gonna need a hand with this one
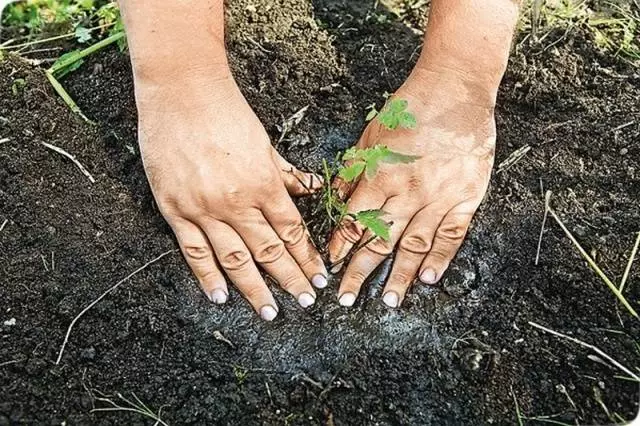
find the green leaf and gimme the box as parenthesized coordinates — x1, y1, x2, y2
(341, 147, 361, 162)
(387, 98, 408, 113)
(377, 110, 399, 130)
(365, 108, 378, 122)
(338, 161, 366, 182)
(398, 111, 417, 129)
(355, 210, 390, 241)
(381, 150, 421, 164)
(74, 26, 92, 43)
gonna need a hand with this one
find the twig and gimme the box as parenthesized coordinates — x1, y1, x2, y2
(610, 121, 635, 133)
(619, 231, 640, 293)
(0, 138, 9, 144)
(0, 358, 25, 367)
(529, 321, 640, 381)
(41, 142, 96, 183)
(0, 219, 8, 232)
(497, 145, 531, 173)
(545, 191, 638, 318)
(535, 191, 551, 265)
(56, 249, 177, 365)
(0, 23, 115, 50)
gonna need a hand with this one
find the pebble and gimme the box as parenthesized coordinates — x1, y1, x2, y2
(3, 318, 15, 327)
(620, 147, 628, 155)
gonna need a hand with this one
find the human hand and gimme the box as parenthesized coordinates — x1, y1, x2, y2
(328, 68, 497, 308)
(136, 74, 327, 321)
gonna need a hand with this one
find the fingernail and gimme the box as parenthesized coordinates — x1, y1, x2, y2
(338, 292, 356, 307)
(298, 292, 316, 308)
(330, 262, 344, 274)
(260, 305, 278, 321)
(209, 289, 227, 304)
(420, 268, 437, 284)
(382, 291, 399, 308)
(311, 274, 327, 289)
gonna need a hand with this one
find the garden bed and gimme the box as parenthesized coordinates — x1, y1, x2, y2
(1, 0, 639, 424)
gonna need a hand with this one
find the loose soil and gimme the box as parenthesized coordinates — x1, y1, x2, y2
(1, 0, 640, 424)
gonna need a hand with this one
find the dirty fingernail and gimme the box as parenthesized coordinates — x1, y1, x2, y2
(420, 268, 437, 284)
(312, 274, 327, 289)
(260, 305, 278, 321)
(330, 262, 344, 274)
(338, 292, 356, 307)
(382, 291, 399, 308)
(298, 292, 316, 308)
(209, 289, 228, 304)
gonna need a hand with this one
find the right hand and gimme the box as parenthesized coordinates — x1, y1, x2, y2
(135, 73, 328, 321)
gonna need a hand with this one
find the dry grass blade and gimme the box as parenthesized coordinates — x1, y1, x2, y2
(56, 249, 177, 365)
(529, 321, 640, 381)
(619, 231, 640, 293)
(544, 191, 638, 319)
(41, 142, 96, 183)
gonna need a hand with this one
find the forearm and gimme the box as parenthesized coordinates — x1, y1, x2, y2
(119, 0, 230, 90)
(416, 0, 520, 101)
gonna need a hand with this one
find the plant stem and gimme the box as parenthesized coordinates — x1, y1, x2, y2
(49, 31, 125, 75)
(45, 71, 95, 124)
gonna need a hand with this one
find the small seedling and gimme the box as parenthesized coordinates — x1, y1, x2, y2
(321, 95, 419, 243)
(11, 78, 26, 96)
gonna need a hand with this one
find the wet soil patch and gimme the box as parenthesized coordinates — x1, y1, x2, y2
(1, 0, 639, 424)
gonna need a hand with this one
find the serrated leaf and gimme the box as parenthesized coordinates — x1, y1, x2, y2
(341, 147, 360, 162)
(355, 209, 390, 241)
(377, 111, 399, 130)
(338, 161, 366, 182)
(398, 111, 417, 129)
(74, 25, 92, 43)
(387, 98, 408, 113)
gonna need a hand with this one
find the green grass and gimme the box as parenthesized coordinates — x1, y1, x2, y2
(520, 0, 640, 62)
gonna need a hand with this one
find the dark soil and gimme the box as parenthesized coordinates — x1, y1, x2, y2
(2, 0, 640, 424)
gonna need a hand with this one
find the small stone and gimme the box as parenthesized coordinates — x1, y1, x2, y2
(3, 318, 16, 326)
(80, 347, 96, 361)
(620, 147, 628, 155)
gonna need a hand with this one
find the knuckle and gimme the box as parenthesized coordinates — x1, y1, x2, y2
(279, 221, 306, 246)
(278, 275, 301, 292)
(437, 222, 468, 243)
(365, 238, 393, 256)
(219, 249, 252, 271)
(400, 234, 432, 255)
(254, 240, 286, 264)
(183, 246, 210, 261)
(242, 284, 266, 302)
(346, 268, 368, 284)
(337, 221, 363, 244)
(389, 270, 414, 286)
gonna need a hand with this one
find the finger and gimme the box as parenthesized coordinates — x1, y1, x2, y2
(202, 219, 279, 321)
(419, 201, 477, 285)
(337, 196, 412, 307)
(332, 174, 356, 201)
(272, 148, 323, 196)
(230, 210, 317, 308)
(171, 218, 228, 304)
(327, 182, 386, 272)
(382, 203, 447, 307)
(262, 189, 328, 289)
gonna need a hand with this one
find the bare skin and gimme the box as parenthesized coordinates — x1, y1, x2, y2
(119, 0, 519, 318)
(329, 0, 520, 307)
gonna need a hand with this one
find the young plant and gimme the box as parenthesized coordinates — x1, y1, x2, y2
(322, 95, 419, 245)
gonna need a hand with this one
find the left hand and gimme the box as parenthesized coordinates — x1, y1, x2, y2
(328, 67, 497, 308)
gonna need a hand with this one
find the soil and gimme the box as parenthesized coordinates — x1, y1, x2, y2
(2, 0, 640, 424)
